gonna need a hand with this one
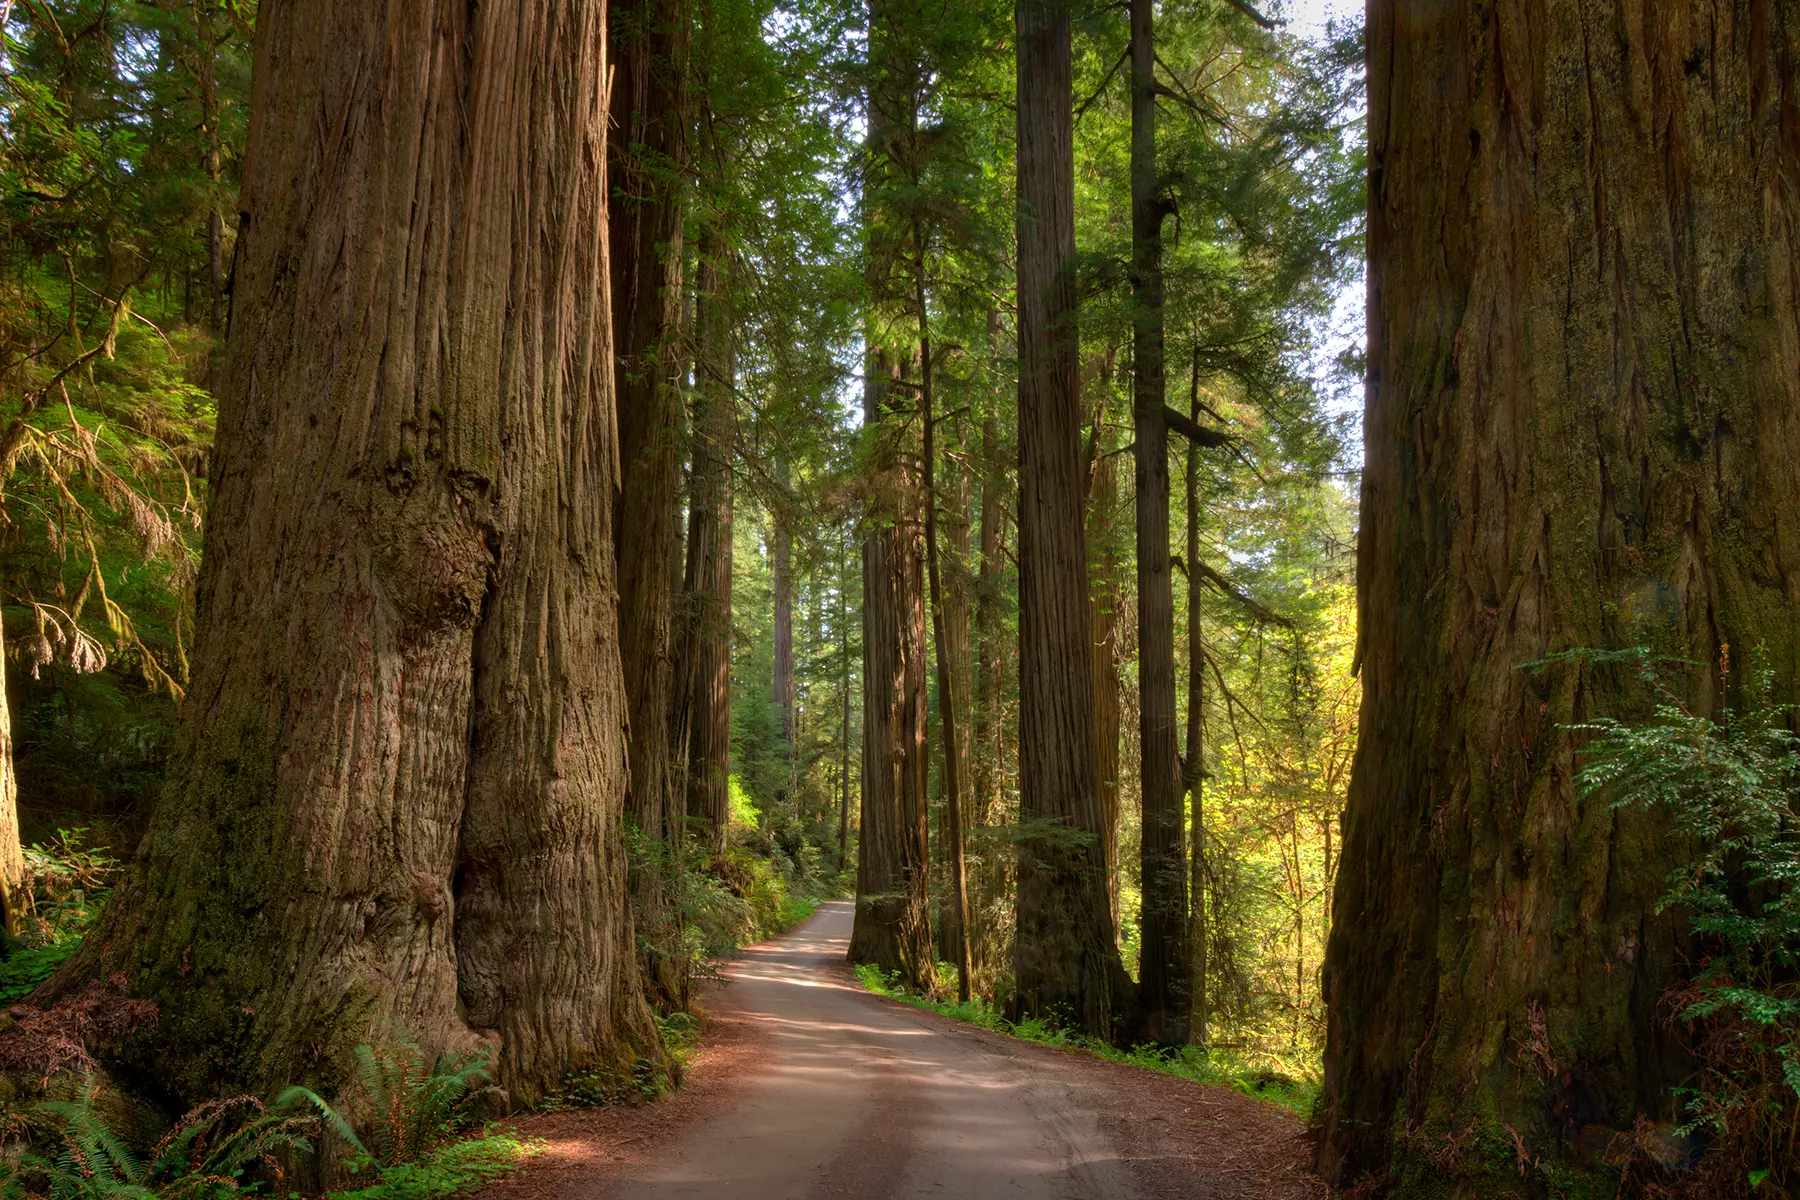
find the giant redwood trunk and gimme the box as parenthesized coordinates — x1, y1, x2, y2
(849, 347, 935, 989)
(61, 0, 659, 1104)
(609, 0, 688, 1008)
(1012, 0, 1127, 1039)
(1128, 0, 1189, 1049)
(849, 0, 934, 991)
(1318, 1, 1800, 1190)
(679, 245, 734, 856)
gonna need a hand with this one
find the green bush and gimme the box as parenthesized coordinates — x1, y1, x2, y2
(1568, 649, 1799, 1189)
(0, 830, 122, 1005)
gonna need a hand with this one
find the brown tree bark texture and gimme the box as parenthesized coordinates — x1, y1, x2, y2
(680, 247, 734, 856)
(609, 0, 688, 1009)
(62, 0, 658, 1104)
(1013, 0, 1126, 1039)
(1319, 0, 1800, 1189)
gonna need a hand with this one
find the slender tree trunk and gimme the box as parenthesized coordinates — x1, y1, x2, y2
(1013, 0, 1125, 1039)
(57, 0, 658, 1105)
(917, 225, 973, 1004)
(839, 544, 853, 869)
(773, 470, 796, 747)
(680, 242, 734, 857)
(0, 634, 29, 939)
(1318, 1, 1800, 1188)
(610, 0, 688, 1010)
(971, 405, 1005, 982)
(1129, 0, 1189, 1048)
(195, 2, 225, 333)
(1182, 381, 1207, 1047)
(1087, 434, 1124, 927)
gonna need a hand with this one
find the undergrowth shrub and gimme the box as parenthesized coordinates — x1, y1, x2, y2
(0, 832, 121, 1005)
(1565, 647, 1799, 1194)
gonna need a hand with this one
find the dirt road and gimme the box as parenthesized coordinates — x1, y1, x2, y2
(606, 901, 1136, 1199)
(484, 901, 1322, 1200)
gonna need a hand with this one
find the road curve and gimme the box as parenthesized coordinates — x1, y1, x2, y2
(603, 900, 1140, 1200)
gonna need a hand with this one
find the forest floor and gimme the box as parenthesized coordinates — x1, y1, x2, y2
(473, 901, 1324, 1200)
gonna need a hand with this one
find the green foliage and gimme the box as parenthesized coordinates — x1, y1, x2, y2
(333, 1043, 503, 1171)
(541, 1058, 668, 1112)
(1569, 651, 1800, 1186)
(0, 830, 121, 1004)
(326, 1136, 542, 1200)
(851, 964, 1315, 1116)
(3, 1084, 321, 1200)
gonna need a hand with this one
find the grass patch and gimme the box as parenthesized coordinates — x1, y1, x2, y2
(851, 964, 1317, 1116)
(334, 1133, 545, 1200)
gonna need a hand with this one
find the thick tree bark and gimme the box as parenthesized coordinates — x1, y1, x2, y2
(609, 0, 688, 1009)
(58, 0, 658, 1104)
(1318, 1, 1800, 1189)
(1129, 0, 1189, 1048)
(1013, 0, 1126, 1039)
(679, 243, 734, 857)
(849, 0, 934, 991)
(849, 347, 935, 990)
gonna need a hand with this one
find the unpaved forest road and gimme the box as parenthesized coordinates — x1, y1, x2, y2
(482, 901, 1321, 1200)
(610, 901, 1132, 1199)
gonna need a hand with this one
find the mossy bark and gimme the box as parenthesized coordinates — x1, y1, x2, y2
(53, 0, 660, 1107)
(1318, 0, 1800, 1191)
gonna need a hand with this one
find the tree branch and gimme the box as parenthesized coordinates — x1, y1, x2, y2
(1163, 405, 1231, 447)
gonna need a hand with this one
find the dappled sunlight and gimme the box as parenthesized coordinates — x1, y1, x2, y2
(608, 902, 1138, 1200)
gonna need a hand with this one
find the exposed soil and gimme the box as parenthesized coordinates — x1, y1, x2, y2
(474, 902, 1326, 1200)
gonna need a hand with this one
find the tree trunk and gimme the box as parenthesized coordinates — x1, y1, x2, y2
(773, 472, 796, 746)
(0, 630, 29, 939)
(609, 0, 688, 1010)
(1087, 424, 1124, 928)
(58, 0, 658, 1105)
(972, 401, 1007, 984)
(1013, 0, 1126, 1040)
(849, 0, 934, 992)
(1318, 1, 1800, 1189)
(680, 242, 734, 857)
(1129, 0, 1189, 1048)
(849, 346, 935, 990)
(1182, 393, 1207, 1047)
(918, 226, 973, 1004)
(839, 540, 853, 869)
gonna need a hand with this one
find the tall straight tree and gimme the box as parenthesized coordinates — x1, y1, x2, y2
(680, 238, 735, 856)
(1128, 0, 1189, 1047)
(848, 0, 935, 989)
(609, 0, 689, 1006)
(56, 0, 659, 1103)
(1012, 0, 1126, 1040)
(772, 460, 797, 746)
(1319, 0, 1800, 1189)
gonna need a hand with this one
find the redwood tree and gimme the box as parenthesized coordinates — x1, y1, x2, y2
(1319, 0, 1800, 1189)
(610, 0, 689, 1007)
(60, 0, 658, 1103)
(1012, 0, 1126, 1039)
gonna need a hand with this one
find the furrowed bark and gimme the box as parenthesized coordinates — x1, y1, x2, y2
(609, 0, 689, 1009)
(0, 633, 27, 939)
(1129, 0, 1189, 1048)
(1013, 0, 1126, 1040)
(58, 0, 658, 1104)
(1319, 0, 1800, 1189)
